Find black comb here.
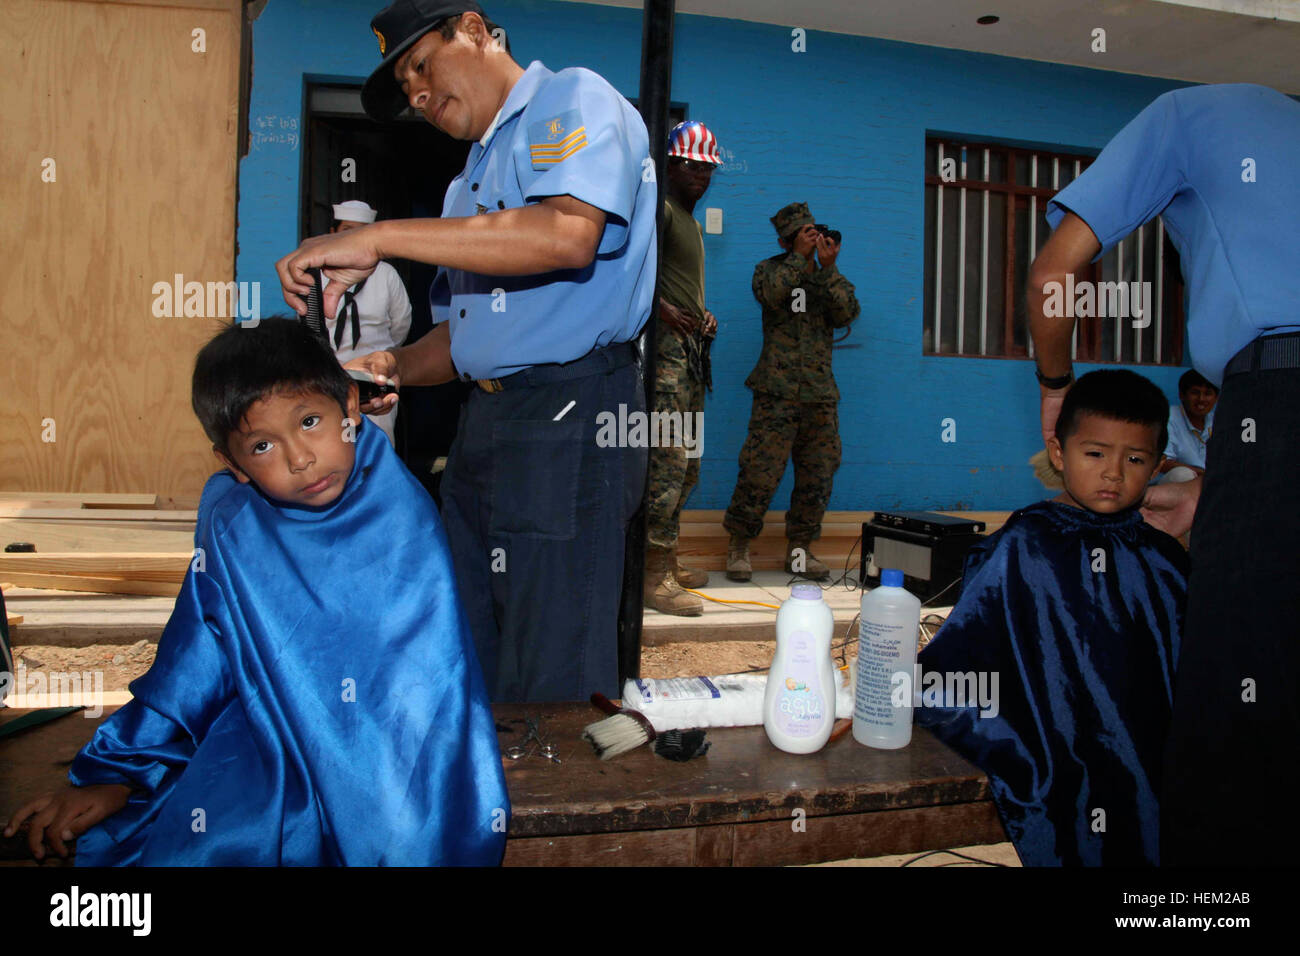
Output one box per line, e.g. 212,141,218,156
302,267,328,341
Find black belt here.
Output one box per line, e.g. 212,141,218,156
471,341,638,393
1223,331,1300,379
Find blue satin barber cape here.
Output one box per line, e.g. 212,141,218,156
69,420,509,865
915,501,1186,866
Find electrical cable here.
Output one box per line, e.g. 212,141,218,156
899,848,1009,867
680,588,780,610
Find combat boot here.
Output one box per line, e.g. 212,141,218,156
726,534,752,582
645,545,703,616
671,545,709,588
785,539,831,581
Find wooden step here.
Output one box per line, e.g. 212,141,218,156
0,493,160,510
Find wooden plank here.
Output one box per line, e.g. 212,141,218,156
693,822,736,866
3,591,173,646
0,574,181,597
504,828,699,867
6,614,22,627
0,508,195,522
0,493,159,508
501,803,1004,866
9,623,165,647
731,800,1005,866
0,520,195,554
0,553,189,583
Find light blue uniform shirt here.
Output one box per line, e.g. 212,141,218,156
1164,403,1215,469
430,61,656,380
1047,84,1300,385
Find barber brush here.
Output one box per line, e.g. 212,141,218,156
583,692,657,759
1029,449,1064,490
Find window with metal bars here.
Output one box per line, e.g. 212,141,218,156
922,136,1184,365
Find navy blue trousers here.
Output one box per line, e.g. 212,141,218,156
439,345,646,703
1161,359,1300,864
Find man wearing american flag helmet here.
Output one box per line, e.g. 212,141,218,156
644,121,721,616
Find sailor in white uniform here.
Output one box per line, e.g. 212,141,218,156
322,200,413,447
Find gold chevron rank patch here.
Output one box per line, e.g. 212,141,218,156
529,110,587,169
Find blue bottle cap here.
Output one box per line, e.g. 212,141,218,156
791,584,822,601
881,569,904,588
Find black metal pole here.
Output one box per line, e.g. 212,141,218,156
616,0,675,690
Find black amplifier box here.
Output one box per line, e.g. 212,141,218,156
860,511,987,604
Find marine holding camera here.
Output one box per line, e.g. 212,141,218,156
722,201,861,583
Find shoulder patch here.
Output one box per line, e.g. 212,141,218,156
528,109,586,169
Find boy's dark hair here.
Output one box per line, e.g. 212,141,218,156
192,318,351,456
1178,368,1219,396
1055,369,1169,454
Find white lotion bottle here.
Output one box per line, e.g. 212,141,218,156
853,569,922,749
763,584,836,754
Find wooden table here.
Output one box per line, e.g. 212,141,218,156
1,703,1005,866
496,702,1004,866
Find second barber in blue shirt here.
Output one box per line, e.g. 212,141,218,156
276,1,655,702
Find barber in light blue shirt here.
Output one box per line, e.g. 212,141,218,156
276,2,655,703
430,60,655,379
1025,83,1300,866
1044,84,1300,386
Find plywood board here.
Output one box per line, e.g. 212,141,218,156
0,1,242,498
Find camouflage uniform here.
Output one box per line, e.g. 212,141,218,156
646,324,707,549
724,202,860,543
647,195,712,551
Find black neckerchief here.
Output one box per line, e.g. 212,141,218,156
332,276,369,351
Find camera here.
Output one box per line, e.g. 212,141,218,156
813,224,841,244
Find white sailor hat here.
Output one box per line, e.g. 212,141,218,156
332,200,378,224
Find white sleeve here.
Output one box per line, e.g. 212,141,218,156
385,263,412,347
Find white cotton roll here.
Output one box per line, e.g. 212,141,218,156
620,672,853,733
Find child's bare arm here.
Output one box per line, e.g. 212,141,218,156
3,784,131,861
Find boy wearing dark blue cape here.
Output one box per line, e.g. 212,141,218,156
4,320,508,865
916,370,1186,866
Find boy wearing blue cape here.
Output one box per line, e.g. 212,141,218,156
4,320,508,865
916,370,1186,866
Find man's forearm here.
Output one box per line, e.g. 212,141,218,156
392,323,456,386
372,201,601,276
1027,287,1076,378
1027,213,1102,377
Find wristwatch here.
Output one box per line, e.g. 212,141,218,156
1035,367,1074,389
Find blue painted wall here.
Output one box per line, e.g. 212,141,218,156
238,0,1194,512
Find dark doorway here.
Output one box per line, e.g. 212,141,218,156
302,81,472,501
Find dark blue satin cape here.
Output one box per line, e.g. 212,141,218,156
70,421,509,865
916,501,1186,866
